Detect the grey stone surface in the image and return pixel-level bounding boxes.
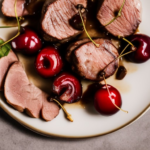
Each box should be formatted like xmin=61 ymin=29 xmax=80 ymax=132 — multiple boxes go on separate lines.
xmin=0 ymin=108 xmax=150 ymax=150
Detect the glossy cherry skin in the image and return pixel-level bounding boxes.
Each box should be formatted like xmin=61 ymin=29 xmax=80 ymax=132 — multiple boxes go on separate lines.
xmin=35 ymin=46 xmax=63 ymax=78
xmin=53 ymin=72 xmax=82 ymax=103
xmin=94 ymin=85 xmax=122 ymax=115
xmin=11 ymin=27 xmax=42 ymax=55
xmin=69 ymin=13 xmax=83 ymax=30
xmin=127 ymin=34 xmax=150 ymax=63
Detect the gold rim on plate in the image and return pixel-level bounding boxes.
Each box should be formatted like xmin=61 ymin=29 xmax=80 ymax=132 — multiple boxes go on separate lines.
xmin=1 ymin=98 xmax=149 ymax=138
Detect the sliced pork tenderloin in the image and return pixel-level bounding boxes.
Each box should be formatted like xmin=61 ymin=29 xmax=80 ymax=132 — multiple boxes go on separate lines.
xmin=97 ymin=0 xmax=142 ymax=37
xmin=41 ymin=96 xmax=60 ymax=121
xmin=0 ymin=49 xmax=18 ymax=91
xmin=66 ymin=38 xmax=90 ymax=62
xmin=4 ymin=62 xmax=59 ymax=120
xmin=25 ymin=84 xmax=44 ymax=118
xmin=1 ymin=0 xmax=29 ymax=17
xmin=41 ymin=0 xmax=87 ymax=43
xmin=4 ymin=62 xmax=29 ymax=112
xmin=67 ymin=38 xmax=119 ymax=81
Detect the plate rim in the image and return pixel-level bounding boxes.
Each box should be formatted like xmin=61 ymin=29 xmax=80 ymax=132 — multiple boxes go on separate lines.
xmin=1 ymin=99 xmax=149 ymax=138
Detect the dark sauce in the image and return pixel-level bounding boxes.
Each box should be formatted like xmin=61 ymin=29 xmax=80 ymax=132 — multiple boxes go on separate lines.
xmin=25 ymin=0 xmax=45 ymax=15
xmin=1 ymin=17 xmax=19 ymax=26
xmin=115 ymin=54 xmax=127 ymax=80
xmin=81 ymin=83 xmax=103 ymax=105
xmin=79 ymin=0 xmax=107 ymax=39
xmin=86 ymin=0 xmax=101 ymax=30
xmin=116 ymin=66 xmax=127 ymax=80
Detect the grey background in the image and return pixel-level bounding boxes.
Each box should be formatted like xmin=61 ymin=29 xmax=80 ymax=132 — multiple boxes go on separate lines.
xmin=0 ymin=108 xmax=150 ymax=150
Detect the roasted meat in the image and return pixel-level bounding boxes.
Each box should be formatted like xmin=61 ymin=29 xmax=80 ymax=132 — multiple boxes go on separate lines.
xmin=4 ymin=62 xmax=59 ymax=121
xmin=66 ymin=38 xmax=119 ymax=80
xmin=97 ymin=0 xmax=142 ymax=37
xmin=41 ymin=0 xmax=87 ymax=43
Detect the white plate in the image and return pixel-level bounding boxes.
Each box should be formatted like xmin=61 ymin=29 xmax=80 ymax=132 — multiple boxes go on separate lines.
xmin=0 ymin=0 xmax=150 ymax=138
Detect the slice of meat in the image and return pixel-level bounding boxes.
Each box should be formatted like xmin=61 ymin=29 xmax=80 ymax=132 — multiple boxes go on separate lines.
xmin=0 ymin=49 xmax=18 ymax=91
xmin=66 ymin=38 xmax=90 ymax=62
xmin=66 ymin=39 xmax=119 ymax=81
xmin=25 ymin=84 xmax=45 ymax=118
xmin=4 ymin=62 xmax=30 ymax=112
xmin=4 ymin=62 xmax=59 ymax=120
xmin=41 ymin=0 xmax=87 ymax=43
xmin=1 ymin=0 xmax=29 ymax=17
xmin=97 ymin=0 xmax=142 ymax=37
xmin=41 ymin=96 xmax=60 ymax=121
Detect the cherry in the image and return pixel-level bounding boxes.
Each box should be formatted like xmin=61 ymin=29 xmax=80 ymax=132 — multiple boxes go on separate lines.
xmin=69 ymin=13 xmax=83 ymax=30
xmin=94 ymin=85 xmax=122 ymax=115
xmin=127 ymin=34 xmax=150 ymax=63
xmin=11 ymin=26 xmax=42 ymax=55
xmin=35 ymin=46 xmax=63 ymax=78
xmin=53 ymin=72 xmax=82 ymax=103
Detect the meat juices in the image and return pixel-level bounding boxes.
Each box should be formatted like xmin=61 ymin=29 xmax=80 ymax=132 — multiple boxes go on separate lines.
xmin=67 ymin=39 xmax=119 ymax=81
xmin=1 ymin=0 xmax=29 ymax=17
xmin=41 ymin=0 xmax=87 ymax=43
xmin=0 ymin=50 xmax=18 ymax=91
xmin=4 ymin=62 xmax=59 ymax=121
xmin=97 ymin=0 xmax=142 ymax=37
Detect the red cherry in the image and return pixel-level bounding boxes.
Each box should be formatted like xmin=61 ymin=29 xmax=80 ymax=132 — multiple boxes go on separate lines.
xmin=53 ymin=72 xmax=82 ymax=103
xmin=11 ymin=26 xmax=42 ymax=55
xmin=35 ymin=46 xmax=63 ymax=77
xmin=94 ymin=85 xmax=122 ymax=115
xmin=127 ymin=34 xmax=150 ymax=63
xmin=69 ymin=13 xmax=83 ymax=30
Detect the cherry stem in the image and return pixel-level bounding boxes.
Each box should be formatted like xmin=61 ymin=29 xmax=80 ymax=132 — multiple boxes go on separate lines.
xmin=103 ymin=75 xmax=111 ymax=95
xmin=122 ymin=37 xmax=134 ymax=47
xmin=102 ymin=44 xmax=132 ymax=73
xmin=50 ymin=98 xmax=73 ymax=122
xmin=104 ymin=0 xmax=126 ymax=27
xmin=0 ymin=0 xmax=21 ymax=47
xmin=120 ymin=44 xmax=130 ymax=55
xmin=78 ymin=7 xmax=100 ymax=47
xmin=103 ymin=75 xmax=128 ymax=113
xmin=0 ymin=26 xmax=18 ymax=28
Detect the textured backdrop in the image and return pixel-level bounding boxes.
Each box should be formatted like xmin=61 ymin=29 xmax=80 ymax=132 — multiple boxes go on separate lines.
xmin=0 ymin=108 xmax=150 ymax=150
